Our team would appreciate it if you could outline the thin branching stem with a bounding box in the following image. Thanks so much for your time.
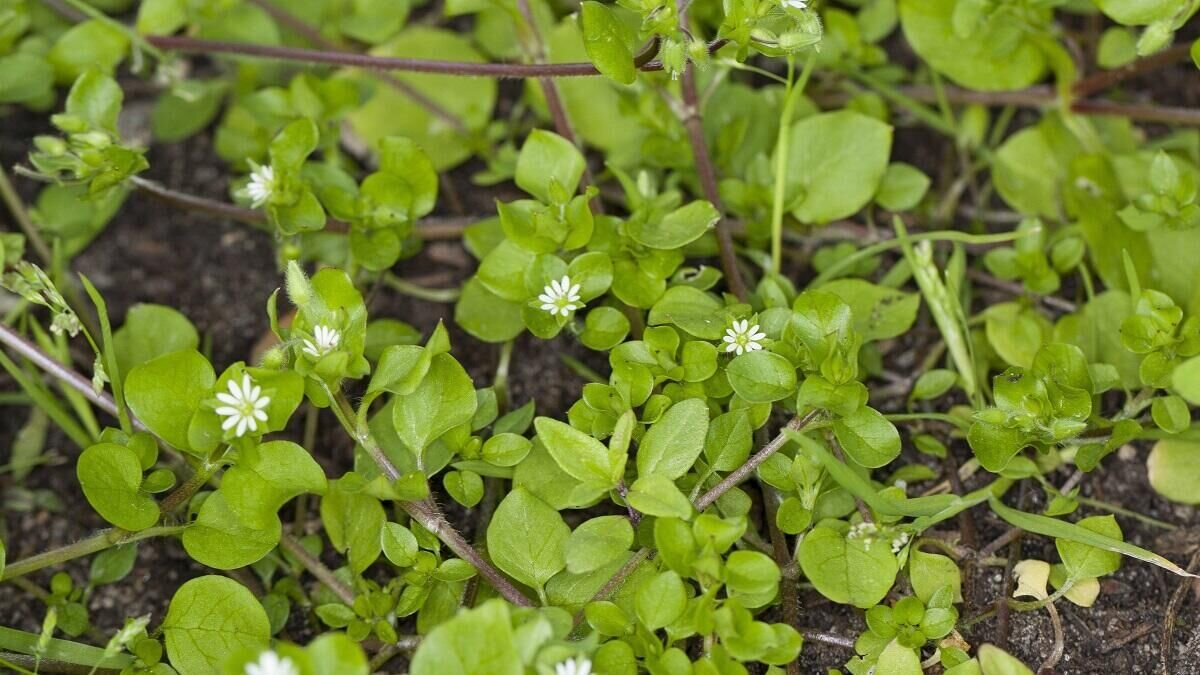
[325,388,535,607]
[279,533,356,606]
[694,411,821,512]
[145,34,722,79]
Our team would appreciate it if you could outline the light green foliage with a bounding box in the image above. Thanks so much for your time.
[410,601,522,675]
[77,443,159,531]
[125,350,214,452]
[968,344,1093,472]
[163,576,270,675]
[487,488,569,593]
[798,524,898,608]
[898,0,1049,90]
[1147,439,1200,504]
[784,110,893,224]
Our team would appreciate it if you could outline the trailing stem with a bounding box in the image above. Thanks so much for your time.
[325,387,535,607]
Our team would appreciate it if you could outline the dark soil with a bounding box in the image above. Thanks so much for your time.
[2,27,1200,675]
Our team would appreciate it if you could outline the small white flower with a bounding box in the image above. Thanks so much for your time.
[245,650,298,675]
[246,162,275,208]
[215,373,271,437]
[782,0,808,9]
[555,657,592,675]
[722,319,767,355]
[302,324,341,358]
[538,275,583,317]
[891,532,910,554]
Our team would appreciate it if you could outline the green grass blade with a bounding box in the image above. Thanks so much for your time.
[988,497,1197,578]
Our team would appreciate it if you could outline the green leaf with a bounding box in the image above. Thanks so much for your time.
[785,110,893,224]
[647,286,726,340]
[152,80,226,143]
[455,279,525,343]
[565,516,634,574]
[635,570,687,630]
[162,576,269,674]
[820,278,920,341]
[1056,515,1122,580]
[898,0,1048,91]
[726,351,797,403]
[487,488,570,591]
[392,353,477,456]
[626,474,693,519]
[136,0,187,34]
[221,441,326,529]
[580,307,631,351]
[0,54,53,105]
[535,416,624,490]
[637,398,709,480]
[875,162,930,211]
[409,600,522,675]
[908,547,963,604]
[1147,438,1200,505]
[629,201,718,250]
[1151,395,1190,434]
[1172,355,1200,404]
[911,369,958,401]
[579,1,636,85]
[113,304,199,374]
[1094,0,1180,25]
[125,350,214,452]
[381,522,419,567]
[321,478,386,574]
[832,407,901,468]
[704,410,753,471]
[515,129,585,203]
[48,21,129,84]
[876,639,923,675]
[77,443,158,531]
[797,525,897,608]
[977,644,1034,675]
[183,491,280,569]
[89,544,137,586]
[988,497,1196,577]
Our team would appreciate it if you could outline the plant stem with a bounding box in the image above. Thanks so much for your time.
[382,274,461,303]
[279,533,355,606]
[128,176,269,230]
[694,410,820,512]
[145,34,724,79]
[512,0,600,211]
[0,526,185,582]
[1073,42,1194,98]
[674,36,746,300]
[326,388,535,607]
[769,53,816,274]
[0,324,116,420]
[761,486,800,675]
[0,164,53,264]
[242,0,469,134]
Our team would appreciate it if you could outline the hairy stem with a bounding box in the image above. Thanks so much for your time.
[694,411,820,512]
